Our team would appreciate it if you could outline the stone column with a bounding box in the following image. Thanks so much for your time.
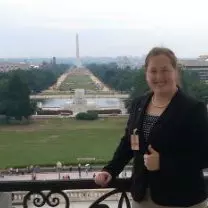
[0,193,12,208]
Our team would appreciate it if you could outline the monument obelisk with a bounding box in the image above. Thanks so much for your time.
[76,33,82,68]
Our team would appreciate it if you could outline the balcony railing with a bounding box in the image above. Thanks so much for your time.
[0,175,207,208]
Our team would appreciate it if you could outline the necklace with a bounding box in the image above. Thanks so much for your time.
[151,96,169,108]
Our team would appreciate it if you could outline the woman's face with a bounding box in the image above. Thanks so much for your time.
[146,54,177,95]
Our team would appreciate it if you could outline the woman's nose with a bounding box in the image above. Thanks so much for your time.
[156,71,165,80]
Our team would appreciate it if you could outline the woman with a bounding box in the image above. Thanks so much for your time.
[95,47,208,207]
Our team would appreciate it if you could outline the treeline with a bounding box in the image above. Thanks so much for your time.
[87,63,208,107]
[0,73,35,121]
[0,64,70,121]
[87,63,135,92]
[0,64,69,94]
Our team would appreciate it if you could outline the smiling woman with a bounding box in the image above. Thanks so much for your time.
[145,47,179,98]
[95,47,208,208]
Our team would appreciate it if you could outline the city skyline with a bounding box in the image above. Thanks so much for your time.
[0,0,208,58]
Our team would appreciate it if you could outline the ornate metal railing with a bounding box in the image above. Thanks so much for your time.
[0,175,207,208]
[0,178,131,208]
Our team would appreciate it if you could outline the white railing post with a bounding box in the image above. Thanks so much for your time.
[0,193,12,208]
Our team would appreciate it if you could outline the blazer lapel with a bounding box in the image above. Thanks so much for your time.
[134,92,153,134]
[148,89,194,144]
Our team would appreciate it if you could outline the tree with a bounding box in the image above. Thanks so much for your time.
[0,64,70,95]
[4,73,34,120]
[87,63,136,92]
[181,70,208,103]
[125,68,149,111]
[0,79,9,115]
[130,68,149,98]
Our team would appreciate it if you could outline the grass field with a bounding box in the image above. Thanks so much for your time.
[59,74,97,91]
[0,117,128,168]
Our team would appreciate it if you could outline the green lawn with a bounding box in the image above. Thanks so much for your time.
[59,74,97,91]
[0,117,128,168]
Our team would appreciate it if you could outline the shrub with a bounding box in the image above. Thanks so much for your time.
[76,112,98,120]
[37,109,73,115]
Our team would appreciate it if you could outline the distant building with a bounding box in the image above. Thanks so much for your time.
[116,56,143,69]
[52,57,56,65]
[30,65,39,69]
[0,62,30,72]
[117,56,131,69]
[198,55,208,61]
[179,59,208,82]
[40,57,57,69]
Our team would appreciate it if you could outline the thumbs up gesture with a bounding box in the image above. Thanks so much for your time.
[144,145,160,171]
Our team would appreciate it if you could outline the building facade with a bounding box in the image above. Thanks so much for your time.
[0,62,30,72]
[179,59,208,82]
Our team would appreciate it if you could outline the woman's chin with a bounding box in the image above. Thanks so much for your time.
[153,87,168,94]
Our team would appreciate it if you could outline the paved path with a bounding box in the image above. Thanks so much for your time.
[88,71,111,92]
[2,170,208,181]
[0,170,132,181]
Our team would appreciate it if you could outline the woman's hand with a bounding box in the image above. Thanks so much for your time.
[144,145,160,171]
[94,171,112,187]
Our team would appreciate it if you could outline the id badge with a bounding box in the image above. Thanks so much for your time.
[131,128,139,150]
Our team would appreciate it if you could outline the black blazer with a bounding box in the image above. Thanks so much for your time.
[103,89,208,207]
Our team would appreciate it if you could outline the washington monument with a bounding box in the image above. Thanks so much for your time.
[76,33,82,67]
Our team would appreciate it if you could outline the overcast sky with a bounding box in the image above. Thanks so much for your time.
[0,0,208,58]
